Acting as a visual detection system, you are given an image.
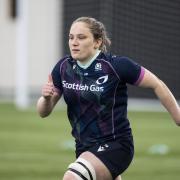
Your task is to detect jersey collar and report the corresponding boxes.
[77,50,101,69]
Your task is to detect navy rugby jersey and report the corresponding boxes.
[51,52,145,147]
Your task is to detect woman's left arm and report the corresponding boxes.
[138,68,180,126]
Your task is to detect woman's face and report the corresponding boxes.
[69,22,101,62]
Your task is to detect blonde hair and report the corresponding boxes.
[72,17,111,52]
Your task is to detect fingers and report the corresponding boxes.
[42,74,54,99]
[48,74,53,83]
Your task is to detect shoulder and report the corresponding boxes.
[97,52,132,63]
[55,55,72,66]
[111,55,135,65]
[53,55,73,71]
[99,53,143,84]
[51,55,72,89]
[98,52,136,68]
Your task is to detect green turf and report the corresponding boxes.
[0,103,179,180]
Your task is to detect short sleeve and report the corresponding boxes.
[112,56,145,85]
[51,61,63,94]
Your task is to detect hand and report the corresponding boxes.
[41,74,54,99]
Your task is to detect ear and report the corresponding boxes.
[94,38,102,49]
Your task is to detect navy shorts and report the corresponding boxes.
[76,137,134,179]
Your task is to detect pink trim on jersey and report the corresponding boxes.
[134,66,145,85]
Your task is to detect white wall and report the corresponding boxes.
[0,0,62,101]
[0,0,16,90]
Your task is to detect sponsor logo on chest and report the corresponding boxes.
[62,75,108,92]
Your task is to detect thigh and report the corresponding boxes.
[80,151,112,180]
[63,151,112,180]
[75,137,134,179]
[87,138,134,179]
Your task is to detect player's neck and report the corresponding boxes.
[77,50,101,69]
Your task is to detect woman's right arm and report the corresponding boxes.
[37,74,61,118]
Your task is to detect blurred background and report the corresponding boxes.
[0,0,180,108]
[0,0,180,180]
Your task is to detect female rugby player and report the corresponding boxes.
[37,17,180,180]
